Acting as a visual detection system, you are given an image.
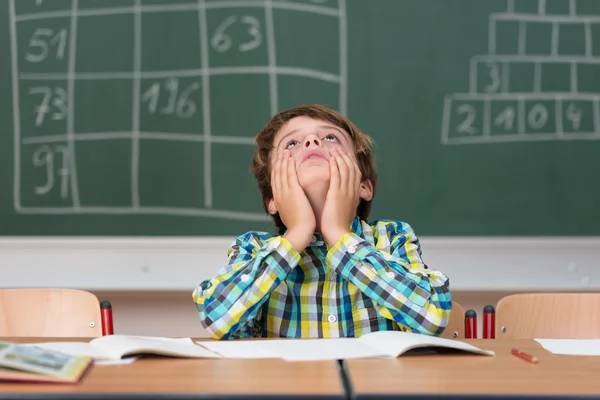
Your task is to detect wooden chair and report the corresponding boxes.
[496,293,600,339]
[0,288,112,337]
[441,301,465,339]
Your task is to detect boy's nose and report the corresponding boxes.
[304,136,321,147]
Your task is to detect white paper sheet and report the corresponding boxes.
[534,339,600,356]
[197,340,280,359]
[258,338,389,361]
[198,338,388,361]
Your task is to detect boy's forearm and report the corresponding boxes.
[195,237,301,339]
[325,233,451,335]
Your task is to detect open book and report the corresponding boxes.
[28,335,222,361]
[0,341,92,383]
[28,332,494,363]
[198,331,496,361]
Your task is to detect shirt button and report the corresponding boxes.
[311,235,317,243]
[200,281,212,290]
[240,274,250,282]
[328,314,337,323]
[347,245,356,254]
[386,271,395,279]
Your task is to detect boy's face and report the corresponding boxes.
[272,116,357,187]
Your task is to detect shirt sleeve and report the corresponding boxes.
[192,232,301,340]
[325,220,452,336]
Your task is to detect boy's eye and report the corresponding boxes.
[285,140,299,149]
[324,134,337,142]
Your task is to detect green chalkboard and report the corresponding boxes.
[1,0,599,236]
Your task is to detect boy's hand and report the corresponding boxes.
[321,148,362,246]
[271,149,315,253]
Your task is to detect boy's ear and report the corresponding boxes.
[267,198,277,215]
[359,180,374,202]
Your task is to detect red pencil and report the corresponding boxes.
[511,348,538,364]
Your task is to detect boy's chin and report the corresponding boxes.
[298,171,330,189]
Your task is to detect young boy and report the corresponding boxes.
[193,104,451,340]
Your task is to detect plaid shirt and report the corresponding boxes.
[193,217,451,339]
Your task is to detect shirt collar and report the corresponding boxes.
[350,215,363,237]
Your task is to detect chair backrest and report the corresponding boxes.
[441,301,465,339]
[0,288,103,337]
[496,293,600,339]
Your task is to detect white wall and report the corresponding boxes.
[2,237,599,290]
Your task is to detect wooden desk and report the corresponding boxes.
[0,338,345,399]
[344,339,600,399]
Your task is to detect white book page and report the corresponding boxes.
[25,337,215,360]
[109,336,195,345]
[358,331,495,357]
[256,338,389,361]
[197,340,280,359]
[89,335,222,359]
[534,339,600,356]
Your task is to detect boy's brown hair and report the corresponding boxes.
[250,104,378,234]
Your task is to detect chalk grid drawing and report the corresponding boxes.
[442,0,600,145]
[9,0,347,220]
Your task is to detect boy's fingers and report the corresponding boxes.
[329,151,340,190]
[339,151,360,197]
[345,152,361,192]
[353,159,362,183]
[289,157,299,187]
[341,150,356,190]
[272,151,281,199]
[335,149,349,191]
[281,150,290,190]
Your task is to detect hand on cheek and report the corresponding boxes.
[271,150,316,253]
[321,148,362,246]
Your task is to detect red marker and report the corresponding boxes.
[100,301,114,336]
[464,309,477,339]
[483,304,495,339]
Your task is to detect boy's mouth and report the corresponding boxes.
[302,150,327,164]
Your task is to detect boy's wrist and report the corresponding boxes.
[324,228,351,247]
[283,226,313,253]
